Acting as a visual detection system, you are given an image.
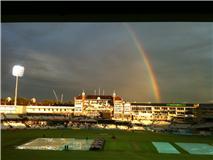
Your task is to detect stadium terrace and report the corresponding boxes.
[1,91,213,124]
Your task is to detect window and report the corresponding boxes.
[177,108,184,110]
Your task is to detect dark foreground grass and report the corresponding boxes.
[1,129,213,160]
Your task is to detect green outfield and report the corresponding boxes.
[1,129,213,160]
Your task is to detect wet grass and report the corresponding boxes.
[1,129,213,160]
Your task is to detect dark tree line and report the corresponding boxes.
[0,97,74,106]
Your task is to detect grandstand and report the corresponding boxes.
[1,92,213,135]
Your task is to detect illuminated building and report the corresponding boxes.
[74,91,123,118]
[130,103,199,121]
[0,91,212,122]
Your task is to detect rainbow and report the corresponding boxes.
[124,23,161,102]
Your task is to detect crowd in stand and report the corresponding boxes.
[1,113,146,130]
[1,114,212,135]
[1,120,145,131]
[1,121,26,129]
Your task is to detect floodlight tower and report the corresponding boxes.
[12,65,24,106]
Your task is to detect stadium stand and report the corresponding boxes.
[5,114,21,120]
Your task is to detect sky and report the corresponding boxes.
[1,22,213,103]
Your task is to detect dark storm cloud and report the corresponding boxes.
[1,23,213,102]
[126,23,213,102]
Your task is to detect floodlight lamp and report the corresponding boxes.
[12,65,25,77]
[31,98,36,103]
[7,97,12,102]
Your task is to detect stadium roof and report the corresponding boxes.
[75,95,122,100]
[75,95,113,100]
[130,103,195,107]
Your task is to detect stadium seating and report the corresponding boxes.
[5,114,21,120]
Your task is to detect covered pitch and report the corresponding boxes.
[16,138,94,151]
[152,142,180,154]
[176,143,213,155]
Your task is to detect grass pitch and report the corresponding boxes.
[1,129,213,160]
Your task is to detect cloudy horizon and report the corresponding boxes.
[1,22,213,103]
